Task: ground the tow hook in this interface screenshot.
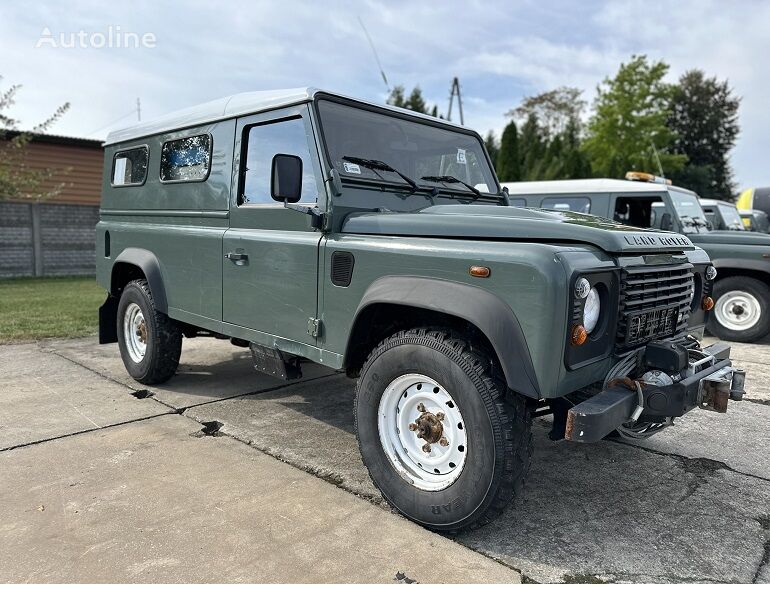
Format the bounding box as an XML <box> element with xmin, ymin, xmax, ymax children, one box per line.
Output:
<box><xmin>730</xmin><ymin>369</ymin><xmax>746</xmax><ymax>401</ymax></box>
<box><xmin>699</xmin><ymin>366</ymin><xmax>743</xmax><ymax>413</ymax></box>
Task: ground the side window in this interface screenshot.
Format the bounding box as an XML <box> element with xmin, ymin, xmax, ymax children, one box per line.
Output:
<box><xmin>241</xmin><ymin>117</ymin><xmax>318</xmax><ymax>205</ymax></box>
<box><xmin>509</xmin><ymin>197</ymin><xmax>526</xmax><ymax>207</ymax></box>
<box><xmin>615</xmin><ymin>196</ymin><xmax>663</xmax><ymax>228</ymax></box>
<box><xmin>112</xmin><ymin>146</ymin><xmax>148</xmax><ymax>186</ymax></box>
<box><xmin>541</xmin><ymin>196</ymin><xmax>591</xmax><ymax>214</ymax></box>
<box><xmin>160</xmin><ymin>134</ymin><xmax>211</xmax><ymax>182</ymax></box>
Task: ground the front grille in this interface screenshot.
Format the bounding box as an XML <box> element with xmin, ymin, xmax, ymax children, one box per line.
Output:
<box><xmin>617</xmin><ymin>262</ymin><xmax>694</xmax><ymax>349</ymax></box>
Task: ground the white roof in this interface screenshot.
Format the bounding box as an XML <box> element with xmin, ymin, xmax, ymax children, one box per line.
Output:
<box><xmin>105</xmin><ymin>87</ymin><xmax>469</xmax><ymax>146</ymax></box>
<box><xmin>502</xmin><ymin>178</ymin><xmax>696</xmax><ymax>196</ymax></box>
<box><xmin>699</xmin><ymin>198</ymin><xmax>731</xmax><ymax>206</ymax></box>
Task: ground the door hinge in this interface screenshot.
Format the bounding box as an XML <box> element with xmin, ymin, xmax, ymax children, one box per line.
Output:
<box><xmin>307</xmin><ymin>317</ymin><xmax>321</xmax><ymax>337</ymax></box>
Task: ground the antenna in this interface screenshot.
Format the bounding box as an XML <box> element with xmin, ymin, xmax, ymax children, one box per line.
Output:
<box><xmin>447</xmin><ymin>77</ymin><xmax>464</xmax><ymax>125</ymax></box>
<box><xmin>357</xmin><ymin>16</ymin><xmax>389</xmax><ymax>92</ymax></box>
<box><xmin>650</xmin><ymin>139</ymin><xmax>664</xmax><ymax>177</ymax></box>
<box><xmin>136</xmin><ymin>97</ymin><xmax>141</xmax><ymax>122</ymax></box>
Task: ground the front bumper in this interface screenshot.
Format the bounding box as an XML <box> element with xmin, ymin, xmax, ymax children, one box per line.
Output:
<box><xmin>565</xmin><ymin>342</ymin><xmax>746</xmax><ymax>443</ymax></box>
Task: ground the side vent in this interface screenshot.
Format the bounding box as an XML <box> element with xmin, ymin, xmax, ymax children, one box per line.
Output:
<box><xmin>330</xmin><ymin>251</ymin><xmax>355</xmax><ymax>287</ymax></box>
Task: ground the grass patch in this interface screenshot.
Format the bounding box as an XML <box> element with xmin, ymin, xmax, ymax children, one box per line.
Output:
<box><xmin>0</xmin><ymin>276</ymin><xmax>105</xmax><ymax>343</ymax></box>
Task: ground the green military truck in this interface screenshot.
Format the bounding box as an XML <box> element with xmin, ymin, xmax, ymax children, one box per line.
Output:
<box><xmin>505</xmin><ymin>174</ymin><xmax>770</xmax><ymax>343</ymax></box>
<box><xmin>97</xmin><ymin>90</ymin><xmax>744</xmax><ymax>531</ymax></box>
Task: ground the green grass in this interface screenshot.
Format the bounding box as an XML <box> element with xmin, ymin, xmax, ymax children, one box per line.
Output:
<box><xmin>0</xmin><ymin>276</ymin><xmax>105</xmax><ymax>343</ymax></box>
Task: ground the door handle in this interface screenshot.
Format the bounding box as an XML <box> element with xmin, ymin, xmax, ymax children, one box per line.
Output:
<box><xmin>225</xmin><ymin>252</ymin><xmax>249</xmax><ymax>263</ymax></box>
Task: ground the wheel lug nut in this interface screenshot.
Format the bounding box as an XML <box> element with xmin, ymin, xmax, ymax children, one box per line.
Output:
<box><xmin>417</xmin><ymin>403</ymin><xmax>426</xmax><ymax>413</ymax></box>
<box><xmin>408</xmin><ymin>423</ymin><xmax>418</xmax><ymax>431</ymax></box>
<box><xmin>436</xmin><ymin>412</ymin><xmax>445</xmax><ymax>421</ymax></box>
<box><xmin>422</xmin><ymin>443</ymin><xmax>431</xmax><ymax>453</ymax></box>
<box><xmin>439</xmin><ymin>437</ymin><xmax>449</xmax><ymax>447</ymax></box>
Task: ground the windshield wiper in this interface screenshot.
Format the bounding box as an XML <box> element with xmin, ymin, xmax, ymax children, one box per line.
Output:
<box><xmin>342</xmin><ymin>156</ymin><xmax>418</xmax><ymax>193</ymax></box>
<box><xmin>679</xmin><ymin>215</ymin><xmax>707</xmax><ymax>233</ymax></box>
<box><xmin>421</xmin><ymin>175</ymin><xmax>482</xmax><ymax>198</ymax></box>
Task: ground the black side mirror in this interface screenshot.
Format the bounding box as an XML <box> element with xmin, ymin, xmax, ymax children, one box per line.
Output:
<box><xmin>271</xmin><ymin>154</ymin><xmax>303</xmax><ymax>203</ymax></box>
<box><xmin>660</xmin><ymin>212</ymin><xmax>673</xmax><ymax>231</ymax></box>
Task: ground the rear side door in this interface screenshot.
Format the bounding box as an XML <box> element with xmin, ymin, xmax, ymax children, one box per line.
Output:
<box><xmin>222</xmin><ymin>105</ymin><xmax>325</xmax><ymax>345</ymax></box>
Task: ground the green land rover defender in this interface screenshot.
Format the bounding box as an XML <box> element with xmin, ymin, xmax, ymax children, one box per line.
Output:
<box><xmin>96</xmin><ymin>89</ymin><xmax>745</xmax><ymax>531</ymax></box>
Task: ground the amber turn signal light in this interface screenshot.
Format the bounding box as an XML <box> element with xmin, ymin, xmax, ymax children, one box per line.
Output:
<box><xmin>702</xmin><ymin>296</ymin><xmax>715</xmax><ymax>311</ymax></box>
<box><xmin>469</xmin><ymin>265</ymin><xmax>491</xmax><ymax>278</ymax></box>
<box><xmin>571</xmin><ymin>324</ymin><xmax>588</xmax><ymax>346</ymax></box>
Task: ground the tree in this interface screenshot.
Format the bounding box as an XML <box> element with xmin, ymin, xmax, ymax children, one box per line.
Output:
<box><xmin>583</xmin><ymin>55</ymin><xmax>687</xmax><ymax>179</ymax></box>
<box><xmin>502</xmin><ymin>87</ymin><xmax>591</xmax><ymax>181</ymax></box>
<box><xmin>484</xmin><ymin>130</ymin><xmax>499</xmax><ymax>166</ymax></box>
<box><xmin>387</xmin><ymin>84</ymin><xmax>441</xmax><ymax>117</ymax></box>
<box><xmin>667</xmin><ymin>69</ymin><xmax>740</xmax><ymax>198</ymax></box>
<box><xmin>509</xmin><ymin>86</ymin><xmax>586</xmax><ymax>140</ymax></box>
<box><xmin>496</xmin><ymin>120</ymin><xmax>520</xmax><ymax>181</ymax></box>
<box><xmin>0</xmin><ymin>77</ymin><xmax>70</xmax><ymax>201</ymax></box>
<box><xmin>517</xmin><ymin>114</ymin><xmax>547</xmax><ymax>180</ymax></box>
<box><xmin>558</xmin><ymin>117</ymin><xmax>592</xmax><ymax>179</ymax></box>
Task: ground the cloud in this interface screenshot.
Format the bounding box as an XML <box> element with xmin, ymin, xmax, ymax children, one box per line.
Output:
<box><xmin>0</xmin><ymin>0</ymin><xmax>766</xmax><ymax>187</ymax></box>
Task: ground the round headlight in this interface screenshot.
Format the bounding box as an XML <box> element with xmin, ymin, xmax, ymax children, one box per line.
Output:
<box><xmin>583</xmin><ymin>287</ymin><xmax>601</xmax><ymax>334</ymax></box>
<box><xmin>706</xmin><ymin>265</ymin><xmax>717</xmax><ymax>280</ymax></box>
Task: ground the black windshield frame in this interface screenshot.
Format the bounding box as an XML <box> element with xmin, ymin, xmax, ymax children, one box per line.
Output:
<box><xmin>312</xmin><ymin>94</ymin><xmax>501</xmax><ymax>198</ymax></box>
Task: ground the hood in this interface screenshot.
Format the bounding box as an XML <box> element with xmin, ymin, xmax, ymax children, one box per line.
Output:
<box><xmin>688</xmin><ymin>230</ymin><xmax>770</xmax><ymax>247</ymax></box>
<box><xmin>341</xmin><ymin>205</ymin><xmax>694</xmax><ymax>254</ymax></box>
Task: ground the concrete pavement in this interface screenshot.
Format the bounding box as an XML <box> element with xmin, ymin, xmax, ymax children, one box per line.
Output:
<box><xmin>0</xmin><ymin>341</ymin><xmax>520</xmax><ymax>583</ymax></box>
<box><xmin>3</xmin><ymin>335</ymin><xmax>770</xmax><ymax>583</ymax></box>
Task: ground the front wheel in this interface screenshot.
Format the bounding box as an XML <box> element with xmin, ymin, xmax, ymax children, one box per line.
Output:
<box><xmin>708</xmin><ymin>276</ymin><xmax>770</xmax><ymax>343</ymax></box>
<box><xmin>354</xmin><ymin>328</ymin><xmax>532</xmax><ymax>531</ymax></box>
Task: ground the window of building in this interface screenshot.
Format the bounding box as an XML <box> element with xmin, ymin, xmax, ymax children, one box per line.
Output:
<box><xmin>160</xmin><ymin>134</ymin><xmax>211</xmax><ymax>182</ymax></box>
<box><xmin>240</xmin><ymin>117</ymin><xmax>318</xmax><ymax>205</ymax></box>
<box><xmin>112</xmin><ymin>146</ymin><xmax>148</xmax><ymax>186</ymax></box>
<box><xmin>541</xmin><ymin>196</ymin><xmax>591</xmax><ymax>213</ymax></box>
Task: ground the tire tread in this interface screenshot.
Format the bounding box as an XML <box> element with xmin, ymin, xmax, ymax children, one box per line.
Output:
<box><xmin>354</xmin><ymin>327</ymin><xmax>532</xmax><ymax>531</ymax></box>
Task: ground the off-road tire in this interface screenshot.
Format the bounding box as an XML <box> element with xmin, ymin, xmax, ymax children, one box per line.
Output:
<box><xmin>708</xmin><ymin>276</ymin><xmax>770</xmax><ymax>343</ymax></box>
<box><xmin>117</xmin><ymin>279</ymin><xmax>182</xmax><ymax>384</ymax></box>
<box><xmin>354</xmin><ymin>328</ymin><xmax>532</xmax><ymax>531</ymax></box>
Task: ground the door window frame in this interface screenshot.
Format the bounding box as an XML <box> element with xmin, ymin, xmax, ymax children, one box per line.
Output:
<box><xmin>232</xmin><ymin>104</ymin><xmax>327</xmax><ymax>210</ymax></box>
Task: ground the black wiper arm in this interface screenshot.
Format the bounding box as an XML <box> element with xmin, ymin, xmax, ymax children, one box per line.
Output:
<box><xmin>342</xmin><ymin>156</ymin><xmax>418</xmax><ymax>192</ymax></box>
<box><xmin>421</xmin><ymin>175</ymin><xmax>482</xmax><ymax>198</ymax></box>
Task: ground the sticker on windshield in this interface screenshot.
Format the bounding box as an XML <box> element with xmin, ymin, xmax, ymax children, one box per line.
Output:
<box><xmin>456</xmin><ymin>148</ymin><xmax>467</xmax><ymax>165</ymax></box>
<box><xmin>343</xmin><ymin>162</ymin><xmax>361</xmax><ymax>174</ymax></box>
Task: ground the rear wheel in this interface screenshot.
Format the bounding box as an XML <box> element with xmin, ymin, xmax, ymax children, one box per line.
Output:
<box><xmin>117</xmin><ymin>279</ymin><xmax>182</xmax><ymax>384</ymax></box>
<box><xmin>708</xmin><ymin>276</ymin><xmax>770</xmax><ymax>342</ymax></box>
<box><xmin>355</xmin><ymin>328</ymin><xmax>532</xmax><ymax>531</ymax></box>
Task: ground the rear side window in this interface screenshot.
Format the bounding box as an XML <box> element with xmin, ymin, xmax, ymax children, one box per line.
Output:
<box><xmin>160</xmin><ymin>134</ymin><xmax>211</xmax><ymax>182</ymax></box>
<box><xmin>541</xmin><ymin>196</ymin><xmax>591</xmax><ymax>213</ymax></box>
<box><xmin>112</xmin><ymin>146</ymin><xmax>148</xmax><ymax>186</ymax></box>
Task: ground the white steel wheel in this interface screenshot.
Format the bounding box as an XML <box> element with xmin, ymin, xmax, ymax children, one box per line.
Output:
<box><xmin>377</xmin><ymin>373</ymin><xmax>467</xmax><ymax>491</ymax></box>
<box><xmin>123</xmin><ymin>302</ymin><xmax>147</xmax><ymax>363</ymax></box>
<box><xmin>714</xmin><ymin>290</ymin><xmax>762</xmax><ymax>332</ymax></box>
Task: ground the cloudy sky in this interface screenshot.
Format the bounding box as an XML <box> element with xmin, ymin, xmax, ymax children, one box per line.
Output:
<box><xmin>1</xmin><ymin>0</ymin><xmax>767</xmax><ymax>189</ymax></box>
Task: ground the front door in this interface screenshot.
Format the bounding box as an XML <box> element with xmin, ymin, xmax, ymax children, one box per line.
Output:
<box><xmin>222</xmin><ymin>105</ymin><xmax>325</xmax><ymax>346</ymax></box>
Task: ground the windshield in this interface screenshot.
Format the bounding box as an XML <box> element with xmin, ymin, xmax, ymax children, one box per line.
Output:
<box><xmin>718</xmin><ymin>203</ymin><xmax>745</xmax><ymax>230</ymax></box>
<box><xmin>668</xmin><ymin>189</ymin><xmax>709</xmax><ymax>233</ymax></box>
<box><xmin>317</xmin><ymin>99</ymin><xmax>498</xmax><ymax>195</ymax></box>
